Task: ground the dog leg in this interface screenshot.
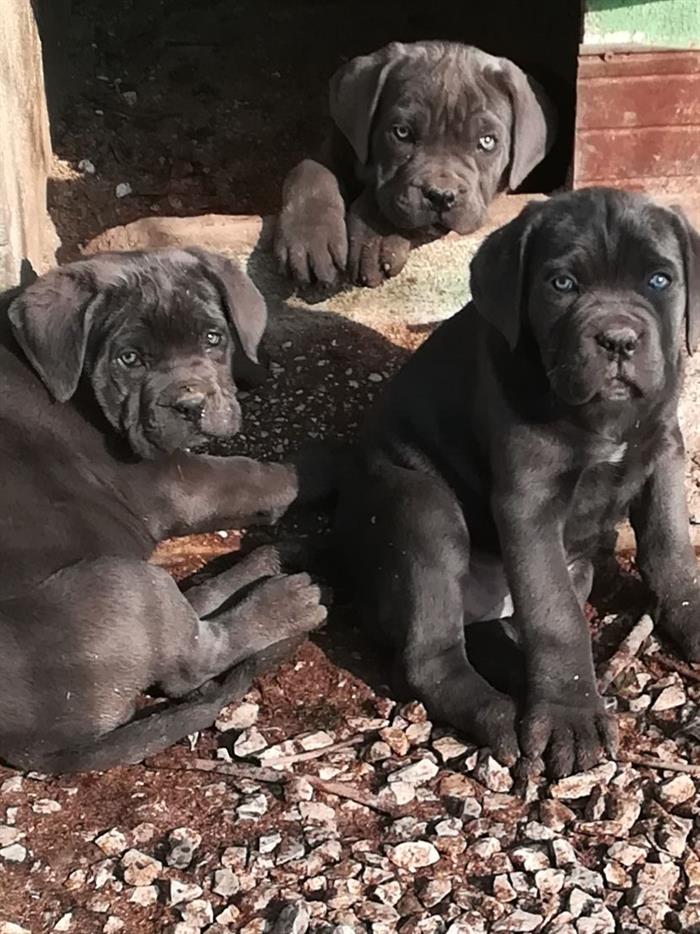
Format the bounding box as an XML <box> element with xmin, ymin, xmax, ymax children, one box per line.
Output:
<box><xmin>494</xmin><ymin>493</ymin><xmax>618</xmax><ymax>777</ymax></box>
<box><xmin>337</xmin><ymin>464</ymin><xmax>519</xmax><ymax>763</ymax></box>
<box><xmin>160</xmin><ymin>571</ymin><xmax>326</xmax><ymax>696</ymax></box>
<box><xmin>347</xmin><ymin>190</ymin><xmax>412</xmax><ymax>288</ymax></box>
<box><xmin>631</xmin><ymin>426</ymin><xmax>700</xmax><ymax>661</ymax></box>
<box><xmin>183</xmin><ymin>545</ymin><xmax>283</xmax><ymax>617</ymax></box>
<box><xmin>274</xmin><ymin>158</ymin><xmax>348</xmax><ymax>286</ymax></box>
<box><xmin>130</xmin><ymin>445</ymin><xmax>339</xmax><ymax>542</ymax></box>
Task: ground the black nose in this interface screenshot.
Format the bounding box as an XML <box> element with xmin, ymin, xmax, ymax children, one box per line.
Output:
<box><xmin>423</xmin><ymin>186</ymin><xmax>457</xmax><ymax>211</ymax></box>
<box><xmin>173</xmin><ymin>391</ymin><xmax>206</xmax><ymax>419</ymax></box>
<box><xmin>595</xmin><ymin>326</ymin><xmax>640</xmax><ymax>358</ymax></box>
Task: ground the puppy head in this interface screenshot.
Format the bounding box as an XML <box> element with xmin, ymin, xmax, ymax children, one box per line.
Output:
<box><xmin>8</xmin><ymin>248</ymin><xmax>268</xmax><ymax>459</ymax></box>
<box><xmin>330</xmin><ymin>40</ymin><xmax>555</xmax><ymax>236</ymax></box>
<box><xmin>470</xmin><ymin>188</ymin><xmax>700</xmax><ymax>406</ymax></box>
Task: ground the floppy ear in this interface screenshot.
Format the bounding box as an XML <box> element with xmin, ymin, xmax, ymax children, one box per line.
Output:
<box><xmin>7</xmin><ymin>265</ymin><xmax>104</xmax><ymax>402</ymax></box>
<box><xmin>668</xmin><ymin>208</ymin><xmax>700</xmax><ymax>355</ymax></box>
<box><xmin>329</xmin><ymin>42</ymin><xmax>405</xmax><ymax>164</ymax></box>
<box><xmin>185</xmin><ymin>248</ymin><xmax>267</xmax><ymax>365</ymax></box>
<box><xmin>469</xmin><ymin>202</ymin><xmax>542</xmax><ymax>350</ymax></box>
<box><xmin>490</xmin><ymin>60</ymin><xmax>556</xmax><ymax>191</ymax></box>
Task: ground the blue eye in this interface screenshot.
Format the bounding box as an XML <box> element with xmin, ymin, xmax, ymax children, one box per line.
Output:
<box><xmin>648</xmin><ymin>272</ymin><xmax>671</xmax><ymax>290</ymax></box>
<box><xmin>551</xmin><ymin>275</ymin><xmax>577</xmax><ymax>293</ymax></box>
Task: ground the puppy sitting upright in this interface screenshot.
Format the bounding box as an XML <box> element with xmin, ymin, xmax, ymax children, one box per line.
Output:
<box><xmin>275</xmin><ymin>40</ymin><xmax>555</xmax><ymax>288</ymax></box>
<box><xmin>0</xmin><ymin>248</ymin><xmax>329</xmax><ymax>773</ymax></box>
<box><xmin>336</xmin><ymin>188</ymin><xmax>700</xmax><ymax>777</ymax></box>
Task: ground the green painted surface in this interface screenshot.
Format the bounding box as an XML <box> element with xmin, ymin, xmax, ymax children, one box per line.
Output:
<box><xmin>584</xmin><ymin>0</ymin><xmax>700</xmax><ymax>48</ymax></box>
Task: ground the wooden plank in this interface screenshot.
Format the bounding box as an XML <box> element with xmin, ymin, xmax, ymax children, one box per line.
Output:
<box><xmin>578</xmin><ymin>48</ymin><xmax>700</xmax><ymax>79</ymax></box>
<box><xmin>576</xmin><ymin>126</ymin><xmax>700</xmax><ymax>182</ymax></box>
<box><xmin>577</xmin><ymin>74</ymin><xmax>700</xmax><ymax>129</ymax></box>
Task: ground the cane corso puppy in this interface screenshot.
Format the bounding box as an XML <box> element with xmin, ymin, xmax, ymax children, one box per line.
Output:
<box><xmin>0</xmin><ymin>248</ymin><xmax>331</xmax><ymax>773</ymax></box>
<box><xmin>275</xmin><ymin>40</ymin><xmax>556</xmax><ymax>289</ymax></box>
<box><xmin>336</xmin><ymin>188</ymin><xmax>700</xmax><ymax>777</ymax></box>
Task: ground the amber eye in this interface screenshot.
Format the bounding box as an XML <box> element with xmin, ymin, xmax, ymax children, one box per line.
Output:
<box><xmin>477</xmin><ymin>134</ymin><xmax>497</xmax><ymax>152</ymax></box>
<box><xmin>117</xmin><ymin>349</ymin><xmax>142</xmax><ymax>368</ymax></box>
<box><xmin>551</xmin><ymin>275</ymin><xmax>577</xmax><ymax>293</ymax></box>
<box><xmin>392</xmin><ymin>124</ymin><xmax>413</xmax><ymax>142</ymax></box>
<box><xmin>206</xmin><ymin>330</ymin><xmax>223</xmax><ymax>346</ymax></box>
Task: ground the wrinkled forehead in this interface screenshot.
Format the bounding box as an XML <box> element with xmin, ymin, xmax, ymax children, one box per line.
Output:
<box><xmin>531</xmin><ymin>198</ymin><xmax>684</xmax><ymax>284</ymax></box>
<box><xmin>99</xmin><ymin>262</ymin><xmax>227</xmax><ymax>347</ymax></box>
<box><xmin>380</xmin><ymin>56</ymin><xmax>511</xmax><ymax>132</ymax></box>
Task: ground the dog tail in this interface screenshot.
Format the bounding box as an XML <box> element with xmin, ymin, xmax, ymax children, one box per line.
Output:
<box><xmin>14</xmin><ymin>638</ymin><xmax>302</xmax><ymax>775</ymax></box>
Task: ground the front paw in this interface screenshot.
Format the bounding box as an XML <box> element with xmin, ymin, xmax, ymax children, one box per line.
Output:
<box><xmin>246</xmin><ymin>573</ymin><xmax>328</xmax><ymax>639</ymax></box>
<box><xmin>274</xmin><ymin>204</ymin><xmax>348</xmax><ymax>287</ymax></box>
<box><xmin>347</xmin><ymin>198</ymin><xmax>411</xmax><ymax>288</ymax></box>
<box><xmin>657</xmin><ymin>597</ymin><xmax>700</xmax><ymax>662</ymax></box>
<box><xmin>521</xmin><ymin>695</ymin><xmax>618</xmax><ymax>779</ymax></box>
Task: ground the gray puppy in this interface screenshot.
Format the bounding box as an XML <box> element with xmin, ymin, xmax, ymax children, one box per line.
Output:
<box><xmin>275</xmin><ymin>40</ymin><xmax>555</xmax><ymax>288</ymax></box>
<box><xmin>0</xmin><ymin>248</ymin><xmax>331</xmax><ymax>773</ymax></box>
<box><xmin>336</xmin><ymin>188</ymin><xmax>700</xmax><ymax>777</ymax></box>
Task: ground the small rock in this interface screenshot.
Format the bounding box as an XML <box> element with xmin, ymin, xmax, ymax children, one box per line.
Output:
<box><xmin>510</xmin><ymin>845</ymin><xmax>550</xmax><ymax>872</ymax></box>
<box><xmin>298</xmin><ymin>731</ymin><xmax>334</xmax><ymax>751</ymax></box>
<box><xmin>493</xmin><ymin>874</ymin><xmax>517</xmax><ymax>901</ymax></box>
<box><xmin>217</xmin><ymin>906</ymin><xmax>242</xmax><ymax>926</ymax></box>
<box><xmin>285</xmin><ymin>777</ymin><xmax>314</xmax><ymax>803</ymax></box>
<box><xmin>374</xmin><ymin>880</ymin><xmax>402</xmax><ymax>906</ymax></box>
<box><xmin>388</xmin><ymin>841</ymin><xmax>440</xmax><ymax>870</ymax></box>
<box><xmin>53</xmin><ymin>914</ymin><xmax>73</xmax><ymax>932</ymax></box>
<box><xmin>0</xmin><ymin>924</ymin><xmax>29</xmax><ymax>934</ymax></box>
<box><xmin>78</xmin><ymin>158</ymin><xmax>96</xmax><ymax>174</ymax></box>
<box><xmin>379</xmin><ymin>727</ymin><xmax>410</xmax><ymax>757</ymax></box>
<box><xmin>270</xmin><ymin>901</ymin><xmax>310</xmax><ymax>934</ymax></box>
<box><xmin>549</xmin><ymin>762</ymin><xmax>616</xmax><ymax>800</ymax></box>
<box><xmin>493</xmin><ymin>910</ymin><xmax>543</xmax><ymax>932</ymax></box>
<box><xmin>215</xmin><ymin>701</ymin><xmax>259</xmax><ymax>731</ymax></box>
<box><xmin>166</xmin><ymin>827</ymin><xmax>202</xmax><ymax>870</ymax></box>
<box><xmin>607</xmin><ymin>841</ymin><xmax>647</xmax><ymax>867</ymax></box>
<box><xmin>115</xmin><ymin>182</ymin><xmax>132</xmax><ymax>199</ymax></box>
<box><xmin>658</xmin><ymin>773</ymin><xmax>696</xmax><ymax>807</ymax></box>
<box><xmin>120</xmin><ymin>849</ymin><xmax>162</xmax><ymax>886</ymax></box>
<box><xmin>259</xmin><ymin>832</ymin><xmax>282</xmax><ymax>854</ymax></box>
<box><xmin>103</xmin><ymin>918</ymin><xmax>124</xmax><ymax>934</ymax></box>
<box><xmin>0</xmin><ymin>844</ymin><xmax>26</xmax><ymax>863</ymax></box>
<box><xmin>417</xmin><ymin>877</ymin><xmax>452</xmax><ymax>907</ymax></box>
<box><xmin>432</xmin><ymin>735</ymin><xmax>469</xmax><ymax>762</ymax></box>
<box><xmin>570</xmin><ymin>866</ymin><xmax>604</xmax><ymax>896</ymax></box>
<box><xmin>299</xmin><ymin>801</ymin><xmax>336</xmax><ymax>824</ymax></box>
<box><xmin>276</xmin><ymin>838</ymin><xmax>306</xmax><ymax>865</ymax></box>
<box><xmin>651</xmin><ymin>684</ymin><xmax>686</xmax><ymax>711</ymax></box>
<box><xmin>213</xmin><ymin>868</ymin><xmax>239</xmax><ymax>898</ymax></box>
<box><xmin>171</xmin><ymin>925</ymin><xmax>200</xmax><ymax>934</ymax></box>
<box><xmin>535</xmin><ymin>868</ymin><xmax>565</xmax><ymax>897</ymax></box>
<box><xmin>237</xmin><ymin>794</ymin><xmax>268</xmax><ymax>820</ymax></box>
<box><xmin>568</xmin><ymin>888</ymin><xmax>594</xmax><ymax>918</ymax></box>
<box><xmin>388</xmin><ymin>758</ymin><xmax>438</xmax><ymax>786</ymax></box>
<box><xmin>434</xmin><ymin>817</ymin><xmax>463</xmax><ymax>837</ymax></box>
<box><xmin>33</xmin><ymin>798</ymin><xmax>61</xmax><ymax>814</ymax></box>
<box><xmin>405</xmin><ymin>721</ymin><xmax>432</xmax><ymax>744</ymax></box>
<box><xmin>401</xmin><ymin>701</ymin><xmax>428</xmax><ymax>722</ymax></box>
<box><xmin>170</xmin><ymin>880</ymin><xmax>203</xmax><ymax>906</ymax></box>
<box><xmin>65</xmin><ymin>869</ymin><xmax>87</xmax><ymax>890</ymax></box>
<box><xmin>523</xmin><ymin>821</ymin><xmax>553</xmax><ymax>842</ymax></box>
<box><xmin>130</xmin><ymin>885</ymin><xmax>158</xmax><ymax>906</ymax></box>
<box><xmin>94</xmin><ymin>829</ymin><xmax>128</xmax><ymax>857</ymax></box>
<box><xmin>473</xmin><ymin>754</ymin><xmax>513</xmax><ymax>793</ymax></box>
<box><xmin>383</xmin><ymin>781</ymin><xmax>415</xmax><ymax>806</ymax></box>
<box><xmin>551</xmin><ymin>838</ymin><xmax>578</xmax><ymax>868</ymax></box>
<box><xmin>0</xmin><ymin>827</ymin><xmax>22</xmax><ymax>847</ymax></box>
<box><xmin>131</xmin><ymin>822</ymin><xmax>157</xmax><ymax>846</ymax></box>
<box><xmin>221</xmin><ymin>845</ymin><xmax>247</xmax><ymax>871</ymax></box>
<box><xmin>1</xmin><ymin>776</ymin><xmax>23</xmax><ymax>794</ymax></box>
<box><xmin>178</xmin><ymin>899</ymin><xmax>214</xmax><ymax>927</ymax></box>
<box><xmin>366</xmin><ymin>741</ymin><xmax>392</xmax><ymax>762</ymax></box>
<box><xmin>233</xmin><ymin>727</ymin><xmax>268</xmax><ymax>757</ymax></box>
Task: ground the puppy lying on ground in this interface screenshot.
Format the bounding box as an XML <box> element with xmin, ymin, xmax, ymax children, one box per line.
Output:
<box><xmin>0</xmin><ymin>248</ymin><xmax>331</xmax><ymax>773</ymax></box>
<box><xmin>336</xmin><ymin>188</ymin><xmax>700</xmax><ymax>777</ymax></box>
<box><xmin>275</xmin><ymin>40</ymin><xmax>555</xmax><ymax>288</ymax></box>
